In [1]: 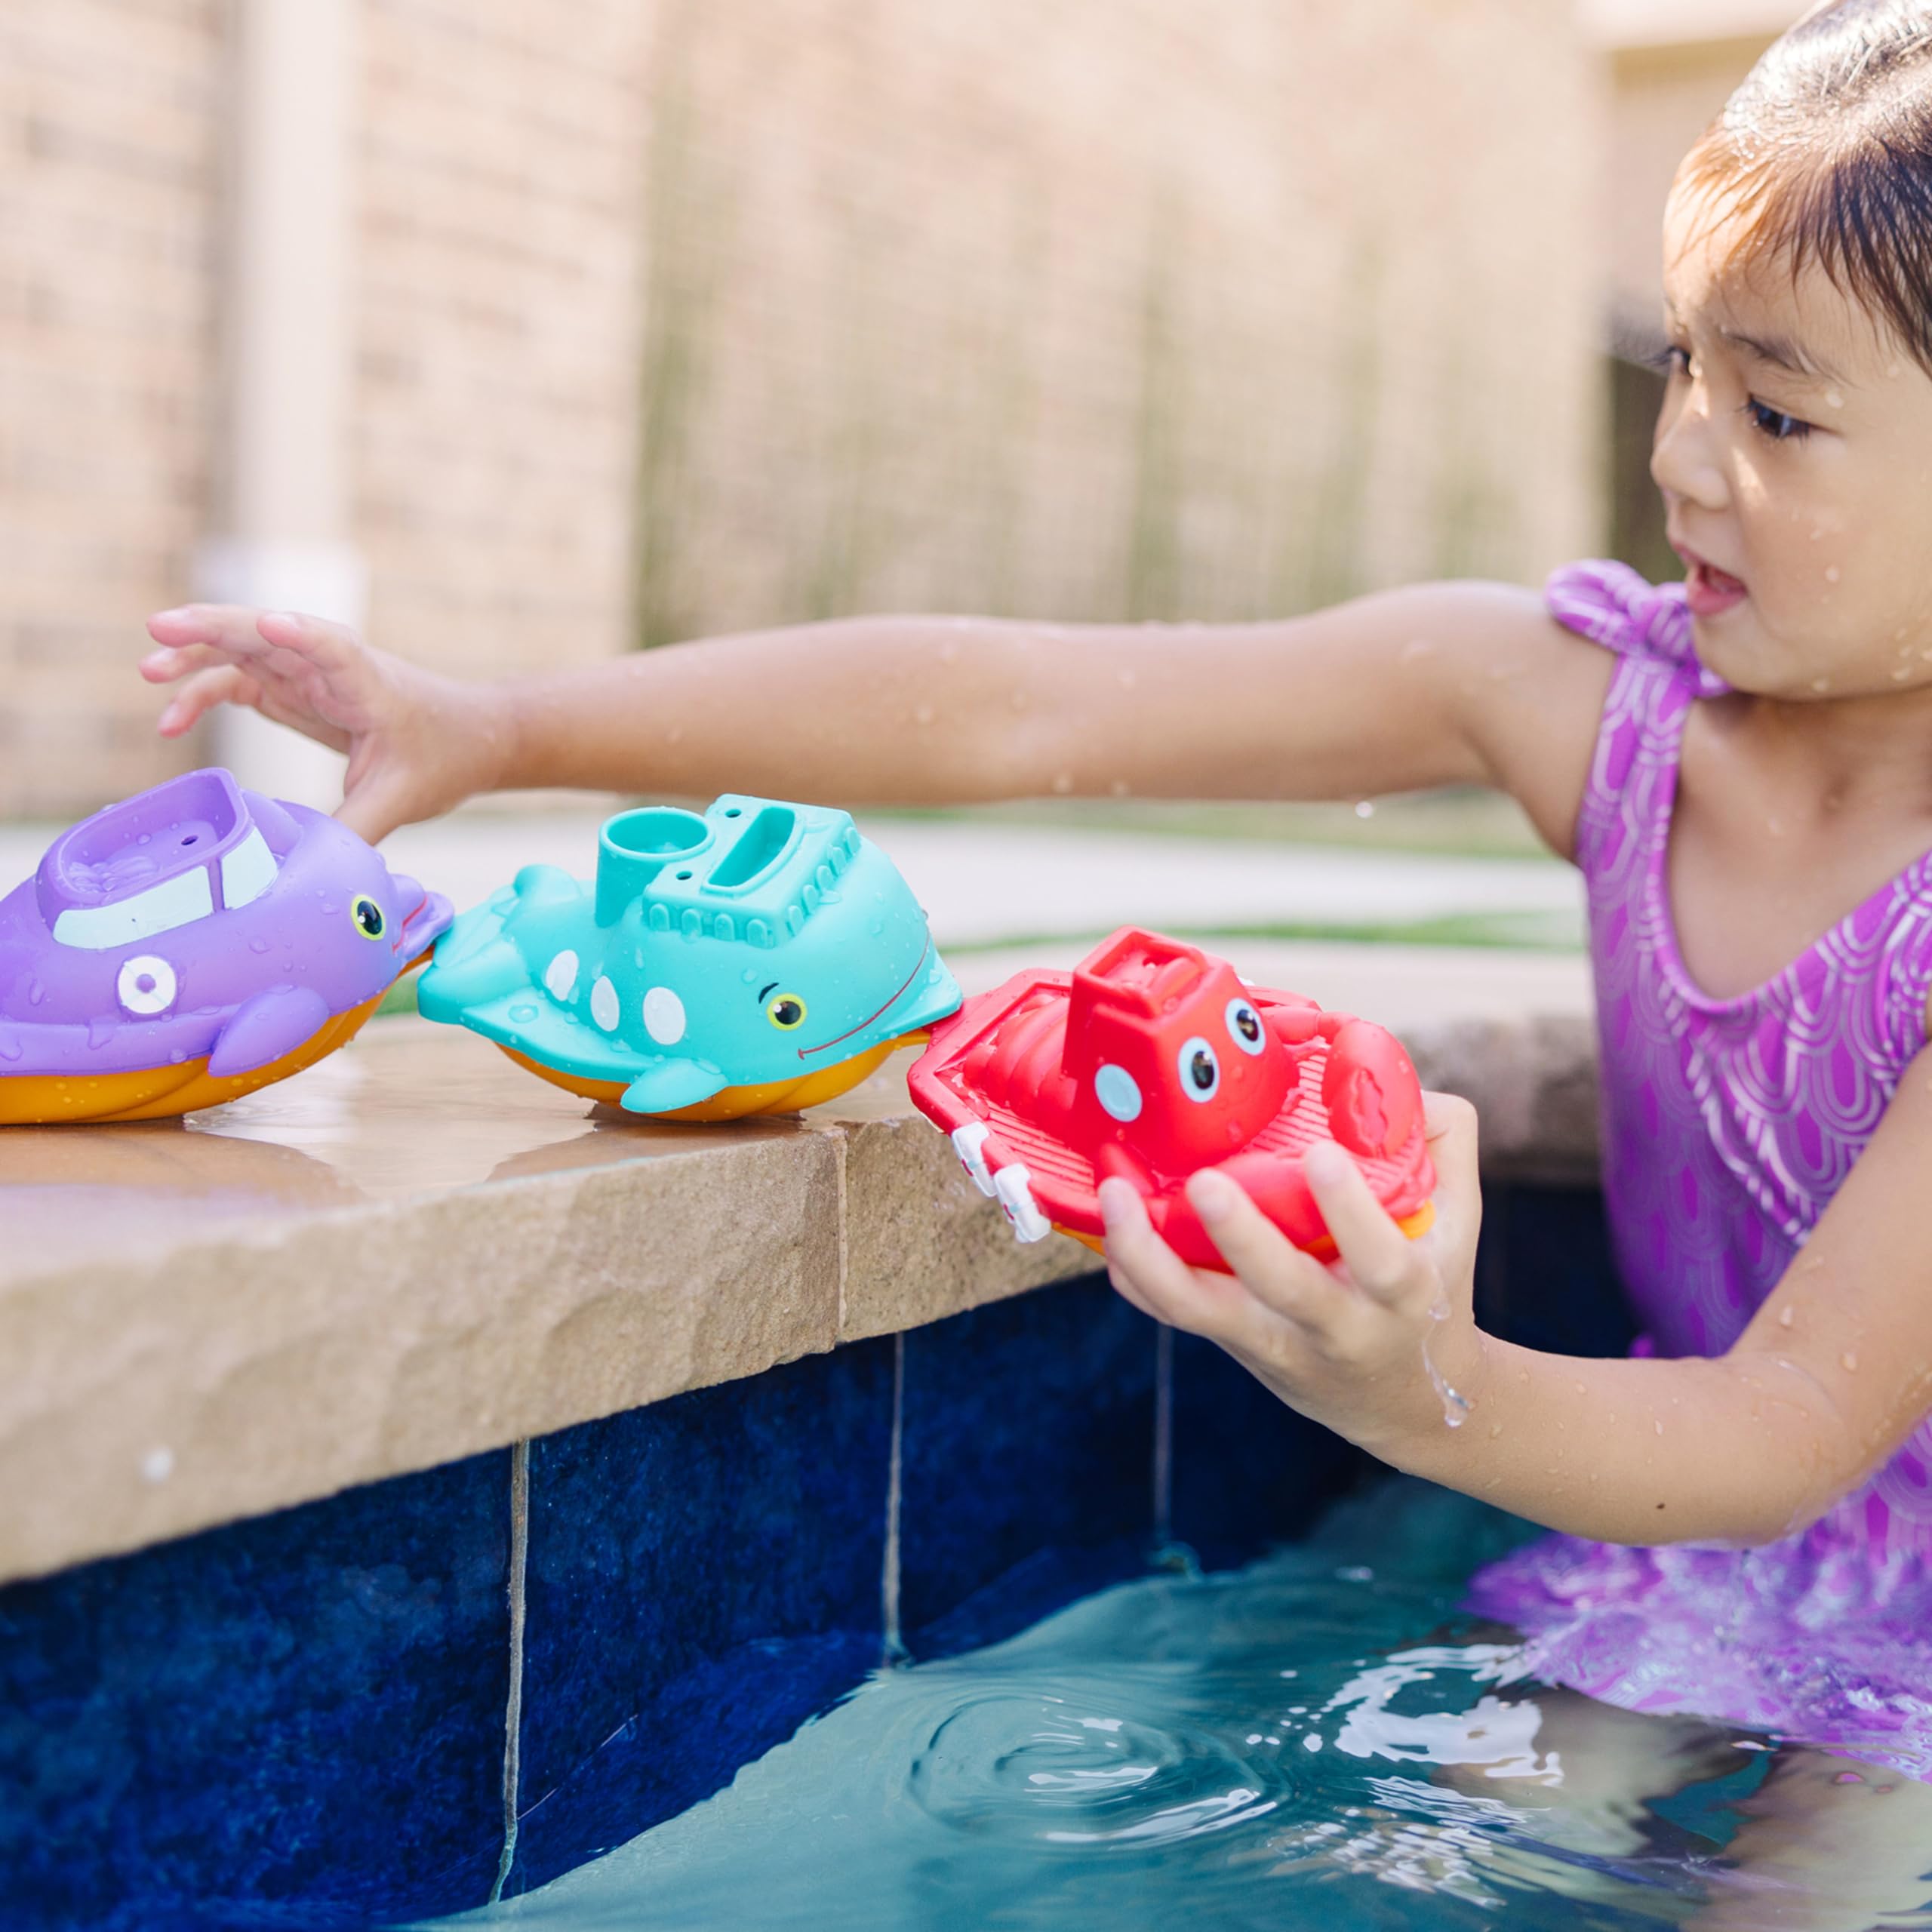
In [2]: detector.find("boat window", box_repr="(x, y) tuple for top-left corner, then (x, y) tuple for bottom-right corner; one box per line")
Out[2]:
(220, 829), (278, 909)
(52, 867), (215, 950)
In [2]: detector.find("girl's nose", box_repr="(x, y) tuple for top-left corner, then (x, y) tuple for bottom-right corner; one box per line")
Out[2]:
(1650, 389), (1730, 513)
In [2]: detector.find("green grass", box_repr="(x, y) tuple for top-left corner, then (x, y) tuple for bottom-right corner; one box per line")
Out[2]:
(863, 787), (1553, 860)
(943, 908), (1583, 956)
(375, 977), (422, 1019)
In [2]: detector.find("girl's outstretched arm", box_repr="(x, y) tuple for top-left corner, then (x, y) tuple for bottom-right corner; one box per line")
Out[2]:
(1106, 1060), (1932, 1549)
(140, 586), (1611, 848)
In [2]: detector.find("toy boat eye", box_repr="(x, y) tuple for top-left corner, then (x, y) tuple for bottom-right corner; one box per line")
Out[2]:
(1178, 1035), (1220, 1101)
(1225, 998), (1266, 1055)
(351, 895), (385, 940)
(766, 992), (808, 1030)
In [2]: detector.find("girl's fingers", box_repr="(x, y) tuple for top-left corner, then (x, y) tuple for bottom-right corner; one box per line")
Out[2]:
(146, 605), (282, 659)
(254, 608), (365, 676)
(146, 606), (364, 682)
(1419, 1091), (1481, 1251)
(1104, 1260), (1161, 1322)
(1099, 1180), (1275, 1353)
(157, 666), (257, 737)
(1302, 1142), (1429, 1310)
(138, 641), (229, 685)
(1184, 1168), (1355, 1333)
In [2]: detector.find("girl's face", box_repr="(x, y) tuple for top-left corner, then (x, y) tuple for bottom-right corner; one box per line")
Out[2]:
(1654, 185), (1932, 699)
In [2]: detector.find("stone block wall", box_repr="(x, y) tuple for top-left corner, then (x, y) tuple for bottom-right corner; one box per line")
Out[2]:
(0, 0), (1600, 817)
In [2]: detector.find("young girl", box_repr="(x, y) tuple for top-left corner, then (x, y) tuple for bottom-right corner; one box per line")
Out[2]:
(140, 2), (1932, 1913)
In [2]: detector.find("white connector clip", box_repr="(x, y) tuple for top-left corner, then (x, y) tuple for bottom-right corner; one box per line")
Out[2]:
(992, 1163), (1052, 1244)
(951, 1120), (996, 1196)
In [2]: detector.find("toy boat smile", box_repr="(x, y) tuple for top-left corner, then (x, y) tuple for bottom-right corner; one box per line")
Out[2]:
(907, 927), (1435, 1269)
(418, 795), (962, 1120)
(0, 768), (453, 1124)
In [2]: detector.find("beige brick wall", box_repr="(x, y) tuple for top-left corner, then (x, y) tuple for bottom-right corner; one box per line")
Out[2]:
(0, 0), (223, 816)
(0, 0), (1600, 816)
(1604, 37), (1776, 332)
(354, 0), (654, 680)
(633, 0), (1601, 643)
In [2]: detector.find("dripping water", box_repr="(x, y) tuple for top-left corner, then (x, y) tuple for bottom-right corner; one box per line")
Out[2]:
(1423, 1296), (1472, 1429)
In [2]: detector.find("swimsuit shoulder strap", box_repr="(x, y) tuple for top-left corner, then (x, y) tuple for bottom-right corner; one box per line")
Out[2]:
(1546, 560), (1721, 684)
(1546, 561), (1722, 881)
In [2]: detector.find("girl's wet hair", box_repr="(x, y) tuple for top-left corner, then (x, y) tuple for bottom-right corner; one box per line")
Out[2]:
(1682, 0), (1932, 367)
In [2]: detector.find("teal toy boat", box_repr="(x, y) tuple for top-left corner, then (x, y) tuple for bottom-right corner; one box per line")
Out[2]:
(417, 796), (961, 1119)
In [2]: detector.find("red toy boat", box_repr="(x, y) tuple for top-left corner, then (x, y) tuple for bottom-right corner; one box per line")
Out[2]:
(907, 928), (1435, 1270)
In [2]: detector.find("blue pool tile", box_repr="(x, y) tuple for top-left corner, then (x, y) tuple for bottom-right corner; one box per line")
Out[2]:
(897, 1274), (1159, 1656)
(508, 1339), (895, 1894)
(1476, 1181), (1635, 1361)
(0, 1447), (512, 1930)
(1168, 1331), (1368, 1572)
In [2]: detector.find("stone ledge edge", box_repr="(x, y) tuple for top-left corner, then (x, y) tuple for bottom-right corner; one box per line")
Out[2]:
(0, 1010), (1598, 1585)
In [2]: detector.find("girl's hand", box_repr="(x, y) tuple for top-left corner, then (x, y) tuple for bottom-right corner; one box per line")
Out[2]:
(1100, 1091), (1487, 1462)
(140, 605), (511, 842)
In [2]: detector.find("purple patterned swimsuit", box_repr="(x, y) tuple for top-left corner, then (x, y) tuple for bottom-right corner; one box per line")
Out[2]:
(1464, 561), (1932, 1775)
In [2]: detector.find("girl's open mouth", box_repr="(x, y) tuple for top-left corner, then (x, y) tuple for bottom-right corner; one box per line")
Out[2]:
(1682, 553), (1749, 619)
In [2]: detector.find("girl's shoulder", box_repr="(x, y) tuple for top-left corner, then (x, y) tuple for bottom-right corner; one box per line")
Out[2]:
(1546, 561), (1728, 697)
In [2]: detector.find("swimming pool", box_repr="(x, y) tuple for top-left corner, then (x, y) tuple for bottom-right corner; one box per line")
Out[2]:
(0, 1180), (1646, 1927)
(445, 1480), (1803, 1930)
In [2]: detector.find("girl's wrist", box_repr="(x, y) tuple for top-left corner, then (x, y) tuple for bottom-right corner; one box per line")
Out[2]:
(1365, 1318), (1497, 1478)
(455, 677), (525, 800)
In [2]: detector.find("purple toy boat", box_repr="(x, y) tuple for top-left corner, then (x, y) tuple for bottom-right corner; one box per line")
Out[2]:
(0, 768), (452, 1124)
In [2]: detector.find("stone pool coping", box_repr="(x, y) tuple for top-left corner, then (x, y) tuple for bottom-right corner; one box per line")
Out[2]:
(0, 946), (1597, 1587)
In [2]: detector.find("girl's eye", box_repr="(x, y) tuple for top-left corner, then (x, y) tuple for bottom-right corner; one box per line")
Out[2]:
(765, 992), (807, 1030)
(1745, 397), (1812, 442)
(351, 895), (385, 940)
(1656, 343), (1693, 380)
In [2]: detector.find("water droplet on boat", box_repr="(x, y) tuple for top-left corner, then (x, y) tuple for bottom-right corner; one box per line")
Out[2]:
(26, 980), (44, 1006)
(88, 1017), (115, 1049)
(249, 937), (271, 954)
(509, 1003), (538, 1023)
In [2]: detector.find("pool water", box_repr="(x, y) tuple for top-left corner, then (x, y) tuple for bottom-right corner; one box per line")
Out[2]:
(454, 1481), (1932, 1930)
